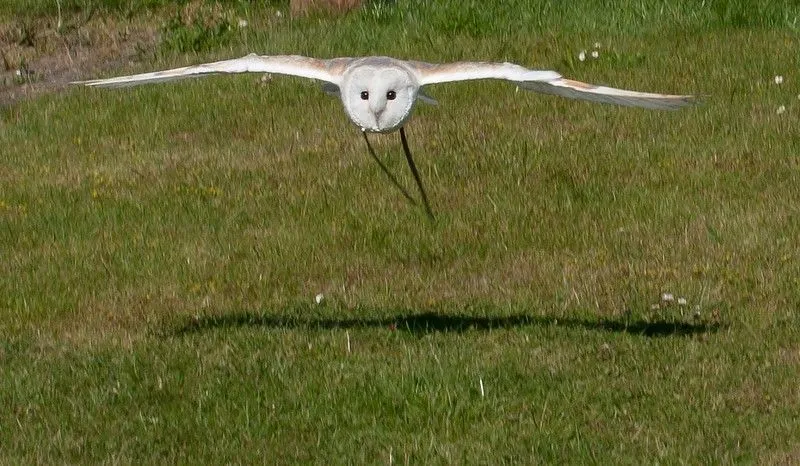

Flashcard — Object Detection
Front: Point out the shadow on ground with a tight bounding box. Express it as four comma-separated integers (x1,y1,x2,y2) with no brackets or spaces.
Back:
171,307,722,338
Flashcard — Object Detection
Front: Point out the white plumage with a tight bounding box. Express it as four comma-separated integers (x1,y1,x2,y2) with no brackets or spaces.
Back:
74,53,695,132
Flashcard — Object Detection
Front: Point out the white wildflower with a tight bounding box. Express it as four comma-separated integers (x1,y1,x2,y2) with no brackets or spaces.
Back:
275,10,283,17
237,18,248,28
315,293,324,304
591,50,599,59
774,75,784,85
661,293,675,303
578,50,586,62
777,105,786,115
677,297,687,306
593,42,601,49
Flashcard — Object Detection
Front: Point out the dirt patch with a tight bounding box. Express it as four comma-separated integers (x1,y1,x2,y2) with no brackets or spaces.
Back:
0,13,158,107
0,0,367,108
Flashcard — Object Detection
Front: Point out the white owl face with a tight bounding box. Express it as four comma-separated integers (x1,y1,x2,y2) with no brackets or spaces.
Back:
340,65,419,133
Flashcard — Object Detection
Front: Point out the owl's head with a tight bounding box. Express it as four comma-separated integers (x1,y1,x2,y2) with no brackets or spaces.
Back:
340,63,419,133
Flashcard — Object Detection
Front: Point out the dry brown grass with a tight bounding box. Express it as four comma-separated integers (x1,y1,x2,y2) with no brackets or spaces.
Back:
0,15,158,107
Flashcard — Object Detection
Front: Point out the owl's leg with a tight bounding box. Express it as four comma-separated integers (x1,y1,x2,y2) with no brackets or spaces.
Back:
399,127,435,221
362,130,418,206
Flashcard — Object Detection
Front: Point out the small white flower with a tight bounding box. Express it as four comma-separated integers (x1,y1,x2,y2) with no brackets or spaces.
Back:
777,105,786,115
661,293,674,303
315,293,324,304
591,50,599,59
275,10,283,17
15,69,22,76
677,297,687,306
593,42,601,49
238,18,248,28
578,50,586,62
774,75,784,85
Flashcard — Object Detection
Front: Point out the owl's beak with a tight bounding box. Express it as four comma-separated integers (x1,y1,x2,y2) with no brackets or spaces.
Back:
371,106,386,129
369,99,387,129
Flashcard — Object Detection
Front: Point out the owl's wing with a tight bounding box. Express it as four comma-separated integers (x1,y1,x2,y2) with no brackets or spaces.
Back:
73,54,352,88
408,60,696,110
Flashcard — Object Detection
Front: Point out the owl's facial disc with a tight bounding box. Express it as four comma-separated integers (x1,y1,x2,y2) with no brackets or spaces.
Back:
342,66,418,133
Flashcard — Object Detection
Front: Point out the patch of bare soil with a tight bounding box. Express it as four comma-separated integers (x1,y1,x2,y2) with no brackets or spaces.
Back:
0,13,158,107
0,1,370,108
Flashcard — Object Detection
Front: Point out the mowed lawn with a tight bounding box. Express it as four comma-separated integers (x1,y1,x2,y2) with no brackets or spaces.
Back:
2,0,800,463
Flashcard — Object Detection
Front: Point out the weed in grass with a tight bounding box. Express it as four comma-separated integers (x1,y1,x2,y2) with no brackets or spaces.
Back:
159,4,234,54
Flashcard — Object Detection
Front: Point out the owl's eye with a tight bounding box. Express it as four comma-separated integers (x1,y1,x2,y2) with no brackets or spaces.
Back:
360,91,369,100
386,90,397,100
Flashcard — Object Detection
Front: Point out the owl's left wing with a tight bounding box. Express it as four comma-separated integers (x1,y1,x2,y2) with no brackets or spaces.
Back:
409,60,697,110
73,54,353,88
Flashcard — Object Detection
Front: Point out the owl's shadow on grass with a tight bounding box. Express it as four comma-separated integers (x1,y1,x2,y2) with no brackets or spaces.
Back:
171,307,721,338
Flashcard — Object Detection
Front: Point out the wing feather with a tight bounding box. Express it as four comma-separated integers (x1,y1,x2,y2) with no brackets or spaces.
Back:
519,78,696,110
73,54,352,88
410,60,696,110
410,60,561,85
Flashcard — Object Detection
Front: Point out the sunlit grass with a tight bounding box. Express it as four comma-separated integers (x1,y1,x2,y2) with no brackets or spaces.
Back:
2,1,800,463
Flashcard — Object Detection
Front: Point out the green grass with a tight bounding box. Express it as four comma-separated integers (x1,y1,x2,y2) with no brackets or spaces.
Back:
3,0,800,463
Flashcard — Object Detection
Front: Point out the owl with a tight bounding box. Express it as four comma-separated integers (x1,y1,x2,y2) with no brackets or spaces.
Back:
75,54,696,219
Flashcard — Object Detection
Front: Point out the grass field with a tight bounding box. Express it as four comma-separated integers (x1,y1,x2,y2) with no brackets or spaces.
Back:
2,0,800,463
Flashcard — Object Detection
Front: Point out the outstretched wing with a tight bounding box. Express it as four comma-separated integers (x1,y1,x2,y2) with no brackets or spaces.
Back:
73,54,353,88
408,60,696,110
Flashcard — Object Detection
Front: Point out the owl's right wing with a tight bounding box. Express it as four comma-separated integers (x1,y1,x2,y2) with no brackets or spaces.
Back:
410,60,697,110
73,54,353,88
